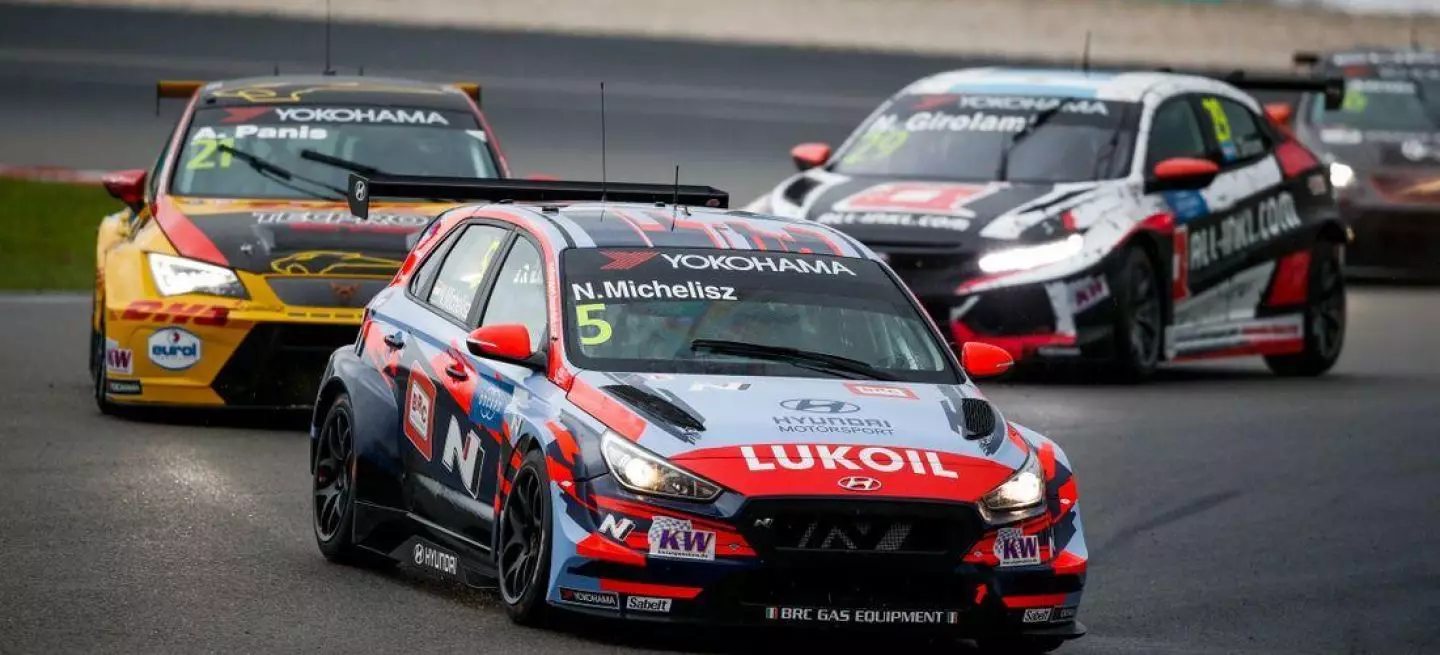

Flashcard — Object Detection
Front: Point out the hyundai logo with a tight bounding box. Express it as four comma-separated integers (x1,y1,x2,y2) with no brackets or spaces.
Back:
837,476,882,492
780,398,860,414
353,180,368,201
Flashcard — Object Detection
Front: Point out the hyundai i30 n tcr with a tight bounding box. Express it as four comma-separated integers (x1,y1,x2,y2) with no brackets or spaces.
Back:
90,75,508,411
749,68,1351,379
310,175,1088,652
1284,48,1440,278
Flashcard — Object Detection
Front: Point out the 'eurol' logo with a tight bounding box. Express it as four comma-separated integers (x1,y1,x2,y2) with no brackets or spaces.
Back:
147,327,202,371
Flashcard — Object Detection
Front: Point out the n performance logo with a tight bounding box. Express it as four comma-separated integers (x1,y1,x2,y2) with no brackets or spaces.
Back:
600,250,658,270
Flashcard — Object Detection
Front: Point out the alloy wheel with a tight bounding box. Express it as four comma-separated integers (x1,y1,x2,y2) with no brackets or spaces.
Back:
499,466,545,605
313,408,353,542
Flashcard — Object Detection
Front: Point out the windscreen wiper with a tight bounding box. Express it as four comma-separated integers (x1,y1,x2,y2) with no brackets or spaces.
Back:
217,144,347,200
996,99,1075,181
300,149,386,176
689,339,899,381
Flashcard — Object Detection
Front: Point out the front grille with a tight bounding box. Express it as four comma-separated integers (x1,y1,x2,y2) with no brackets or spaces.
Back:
963,285,1055,336
739,500,984,567
267,277,390,308
211,323,360,406
716,564,979,609
878,249,980,299
1347,208,1440,269
962,398,997,439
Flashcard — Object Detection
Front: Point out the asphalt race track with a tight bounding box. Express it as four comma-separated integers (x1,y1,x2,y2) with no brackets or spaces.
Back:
2,4,1439,654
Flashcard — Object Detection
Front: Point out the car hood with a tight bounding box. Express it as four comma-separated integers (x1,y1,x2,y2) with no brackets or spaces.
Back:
156,196,452,275
574,371,1030,501
800,174,1102,248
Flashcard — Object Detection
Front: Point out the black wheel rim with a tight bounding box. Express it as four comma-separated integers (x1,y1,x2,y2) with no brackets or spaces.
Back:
92,320,106,401
313,407,353,542
1128,260,1162,365
1312,251,1345,360
499,466,545,605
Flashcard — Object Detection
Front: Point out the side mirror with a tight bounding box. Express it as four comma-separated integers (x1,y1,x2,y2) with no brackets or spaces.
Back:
960,342,1014,379
1146,157,1220,193
102,169,147,212
1263,102,1294,129
789,142,832,171
465,324,543,369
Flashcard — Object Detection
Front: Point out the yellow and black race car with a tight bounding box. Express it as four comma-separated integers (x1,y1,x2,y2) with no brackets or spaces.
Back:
91,75,510,411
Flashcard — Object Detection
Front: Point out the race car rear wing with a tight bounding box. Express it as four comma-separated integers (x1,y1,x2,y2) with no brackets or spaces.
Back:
345,174,730,219
1220,71,1346,109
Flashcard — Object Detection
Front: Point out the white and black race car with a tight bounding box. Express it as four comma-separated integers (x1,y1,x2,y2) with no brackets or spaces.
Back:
749,67,1351,379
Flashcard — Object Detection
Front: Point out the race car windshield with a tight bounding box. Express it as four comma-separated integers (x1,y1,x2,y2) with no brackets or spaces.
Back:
832,93,1138,183
170,105,499,199
561,248,960,383
1312,79,1439,132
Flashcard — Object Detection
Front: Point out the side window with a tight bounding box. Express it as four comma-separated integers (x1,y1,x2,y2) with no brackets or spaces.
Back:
480,237,548,348
408,225,460,298
425,224,508,322
1199,96,1270,163
1146,98,1208,167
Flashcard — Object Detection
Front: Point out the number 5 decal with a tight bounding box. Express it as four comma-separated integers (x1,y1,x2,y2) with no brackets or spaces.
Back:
575,303,612,345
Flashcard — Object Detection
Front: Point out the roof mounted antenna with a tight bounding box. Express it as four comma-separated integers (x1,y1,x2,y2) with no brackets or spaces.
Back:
600,82,609,202
322,0,336,75
671,164,683,228
273,63,280,76
1081,30,1092,73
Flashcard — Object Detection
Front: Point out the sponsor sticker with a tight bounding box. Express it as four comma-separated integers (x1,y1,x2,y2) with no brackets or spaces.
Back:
272,107,450,125
994,528,1042,567
832,182,998,218
1055,606,1078,620
147,327,202,371
104,338,133,375
1067,274,1110,314
1022,608,1053,624
191,125,328,141
120,300,229,327
648,516,716,561
253,211,429,226
844,383,917,400
742,444,958,477
1307,173,1328,196
780,398,859,414
1189,193,1302,272
412,542,458,576
660,253,855,276
106,379,143,395
558,587,620,610
404,374,436,461
441,417,484,498
771,416,894,435
763,606,960,625
625,595,673,613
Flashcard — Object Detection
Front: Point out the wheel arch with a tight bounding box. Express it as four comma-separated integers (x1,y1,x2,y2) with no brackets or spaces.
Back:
1118,228,1174,327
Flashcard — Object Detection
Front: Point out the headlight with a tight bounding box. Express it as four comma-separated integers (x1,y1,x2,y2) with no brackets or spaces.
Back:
979,452,1046,523
1329,162,1356,189
977,234,1084,274
600,432,722,502
147,253,247,298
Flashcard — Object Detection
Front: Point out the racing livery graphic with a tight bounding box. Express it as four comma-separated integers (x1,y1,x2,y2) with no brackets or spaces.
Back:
90,75,510,410
1286,48,1440,277
749,68,1351,378
311,175,1086,652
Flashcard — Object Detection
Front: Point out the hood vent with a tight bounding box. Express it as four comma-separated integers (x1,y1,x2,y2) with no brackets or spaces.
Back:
961,399,997,440
602,384,705,432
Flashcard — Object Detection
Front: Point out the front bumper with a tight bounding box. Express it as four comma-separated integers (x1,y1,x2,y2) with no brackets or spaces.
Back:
1340,200,1440,278
922,274,1119,365
546,485,1088,637
100,299,364,408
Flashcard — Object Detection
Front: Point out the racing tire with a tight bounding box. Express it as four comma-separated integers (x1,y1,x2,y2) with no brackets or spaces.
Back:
975,636,1066,654
313,393,389,568
498,448,553,626
1105,245,1164,382
91,312,118,416
1264,243,1346,377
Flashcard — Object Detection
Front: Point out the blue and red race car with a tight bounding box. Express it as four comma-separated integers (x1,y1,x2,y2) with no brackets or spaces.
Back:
310,175,1086,651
